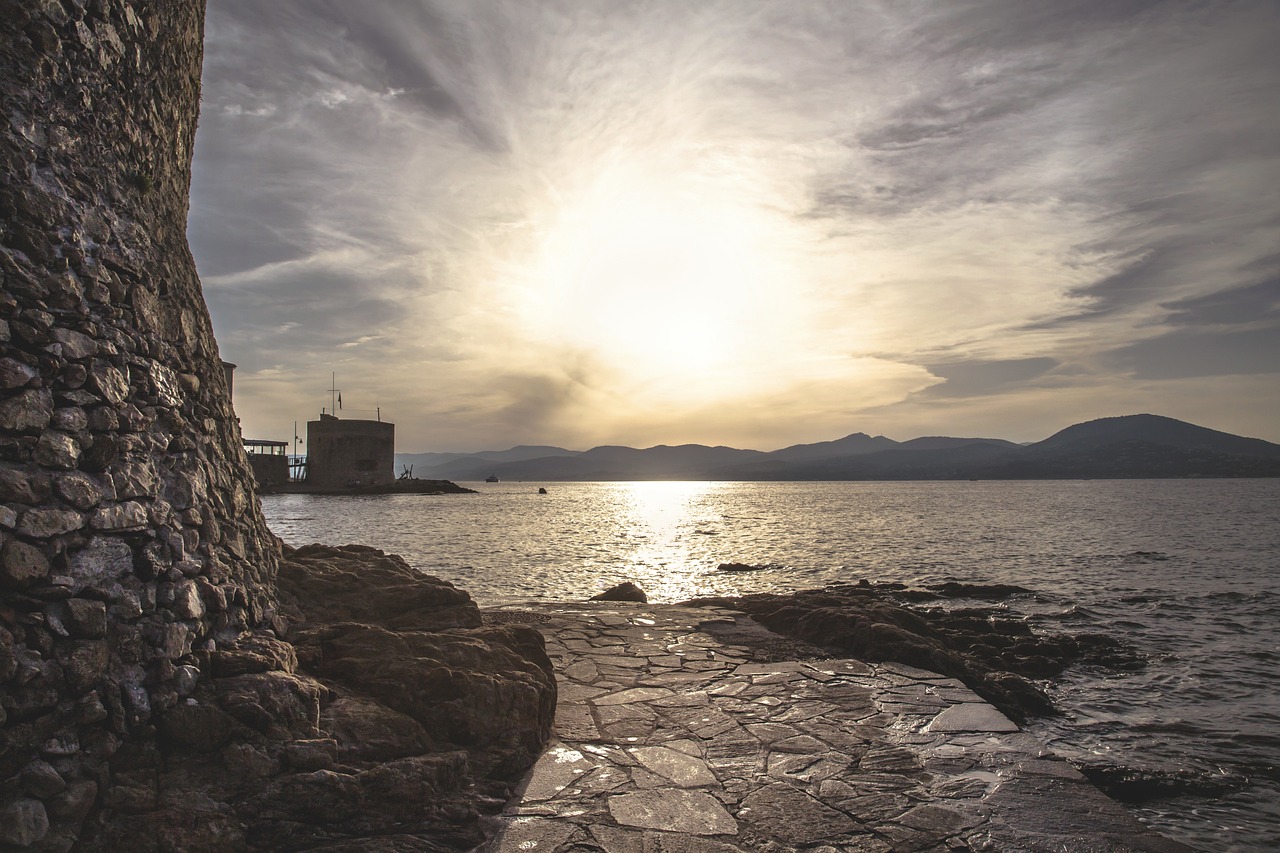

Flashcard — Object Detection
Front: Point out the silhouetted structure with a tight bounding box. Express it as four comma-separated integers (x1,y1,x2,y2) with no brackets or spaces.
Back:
306,413,395,488
244,439,289,487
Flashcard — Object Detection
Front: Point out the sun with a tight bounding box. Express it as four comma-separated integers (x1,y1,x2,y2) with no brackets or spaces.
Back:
514,163,792,401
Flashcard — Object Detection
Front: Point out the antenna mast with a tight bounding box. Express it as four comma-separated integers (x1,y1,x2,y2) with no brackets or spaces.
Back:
328,372,342,416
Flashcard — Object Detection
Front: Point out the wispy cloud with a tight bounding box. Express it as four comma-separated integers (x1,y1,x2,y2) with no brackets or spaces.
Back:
192,0,1280,449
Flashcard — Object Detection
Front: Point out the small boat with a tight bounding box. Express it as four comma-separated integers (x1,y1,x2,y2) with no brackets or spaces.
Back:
485,474,500,483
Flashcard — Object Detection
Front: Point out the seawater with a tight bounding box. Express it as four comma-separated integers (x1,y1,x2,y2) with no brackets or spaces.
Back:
262,479,1280,851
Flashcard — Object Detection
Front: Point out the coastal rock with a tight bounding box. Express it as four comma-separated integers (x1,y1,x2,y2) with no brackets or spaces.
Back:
716,562,780,573
310,621,556,777
278,543,482,631
1077,763,1245,804
320,696,434,762
685,582,1142,722
590,581,648,603
82,544,556,851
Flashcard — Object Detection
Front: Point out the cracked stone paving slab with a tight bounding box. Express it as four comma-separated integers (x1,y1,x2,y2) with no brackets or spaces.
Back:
476,603,1197,852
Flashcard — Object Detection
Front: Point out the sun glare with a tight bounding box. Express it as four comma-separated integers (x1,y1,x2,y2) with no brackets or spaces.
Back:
515,161,799,401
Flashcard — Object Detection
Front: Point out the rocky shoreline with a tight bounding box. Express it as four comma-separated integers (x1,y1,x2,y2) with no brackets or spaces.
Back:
684,579,1145,724
0,533,1183,852
62,544,556,851
16,559,1175,851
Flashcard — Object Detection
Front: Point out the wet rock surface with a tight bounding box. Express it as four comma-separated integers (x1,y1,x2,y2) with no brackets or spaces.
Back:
480,602,1195,852
686,582,1146,723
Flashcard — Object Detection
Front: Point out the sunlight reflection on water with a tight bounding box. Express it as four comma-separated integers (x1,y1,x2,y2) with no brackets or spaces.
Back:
262,479,1280,851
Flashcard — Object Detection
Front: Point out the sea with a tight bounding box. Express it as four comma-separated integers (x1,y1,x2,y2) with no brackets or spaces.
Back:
261,479,1280,852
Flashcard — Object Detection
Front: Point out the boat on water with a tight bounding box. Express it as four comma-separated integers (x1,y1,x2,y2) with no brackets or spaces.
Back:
485,474,500,483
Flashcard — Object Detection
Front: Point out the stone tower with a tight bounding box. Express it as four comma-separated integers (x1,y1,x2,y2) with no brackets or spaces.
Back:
1,1,279,844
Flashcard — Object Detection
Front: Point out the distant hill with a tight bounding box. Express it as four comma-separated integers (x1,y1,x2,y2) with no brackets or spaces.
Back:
898,436,1020,451
395,445,579,477
1032,414,1280,458
769,432,899,462
395,415,1280,481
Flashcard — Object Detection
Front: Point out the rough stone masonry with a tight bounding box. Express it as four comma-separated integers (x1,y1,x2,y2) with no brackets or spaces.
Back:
0,0,283,845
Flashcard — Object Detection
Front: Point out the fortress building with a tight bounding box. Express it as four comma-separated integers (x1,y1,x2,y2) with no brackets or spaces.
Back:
306,413,395,489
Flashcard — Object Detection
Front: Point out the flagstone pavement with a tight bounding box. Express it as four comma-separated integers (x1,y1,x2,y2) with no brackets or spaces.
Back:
476,602,1195,853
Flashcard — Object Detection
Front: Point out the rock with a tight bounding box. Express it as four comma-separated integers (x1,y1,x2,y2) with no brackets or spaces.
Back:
209,633,298,677
591,582,648,602
108,461,158,500
53,471,103,510
925,581,1033,599
221,743,279,780
684,584,1078,722
158,702,247,753
174,665,200,697
258,770,364,824
63,598,107,638
88,362,128,406
89,501,149,531
21,761,66,799
33,430,80,469
356,752,471,817
67,536,133,588
0,389,53,432
282,738,338,771
0,466,51,504
1076,763,1245,804
311,621,555,777
716,562,777,573
51,328,97,360
45,781,96,823
0,627,17,681
1,540,50,587
0,358,38,390
0,798,49,847
927,702,1019,733
320,696,434,762
277,543,482,632
16,508,83,538
215,671,323,739
61,640,110,691
168,578,205,619
51,406,89,432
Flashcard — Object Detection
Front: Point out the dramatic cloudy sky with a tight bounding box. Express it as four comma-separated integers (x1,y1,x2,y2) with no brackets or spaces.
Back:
189,0,1280,452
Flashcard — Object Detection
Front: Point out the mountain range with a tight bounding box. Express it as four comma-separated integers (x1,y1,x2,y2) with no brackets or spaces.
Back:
394,414,1280,481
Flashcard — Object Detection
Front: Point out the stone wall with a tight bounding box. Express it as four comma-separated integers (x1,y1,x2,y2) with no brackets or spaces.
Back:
1,0,280,845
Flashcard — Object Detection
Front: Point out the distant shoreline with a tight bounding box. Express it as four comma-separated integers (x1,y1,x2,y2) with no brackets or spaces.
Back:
261,478,475,496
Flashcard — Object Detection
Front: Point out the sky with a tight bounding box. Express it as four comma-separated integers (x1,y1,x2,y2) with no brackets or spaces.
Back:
189,0,1280,453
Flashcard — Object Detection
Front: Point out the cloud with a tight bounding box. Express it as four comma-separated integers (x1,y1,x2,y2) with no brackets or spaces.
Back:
921,358,1061,399
1161,277,1280,328
191,0,1280,449
1106,326,1280,380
